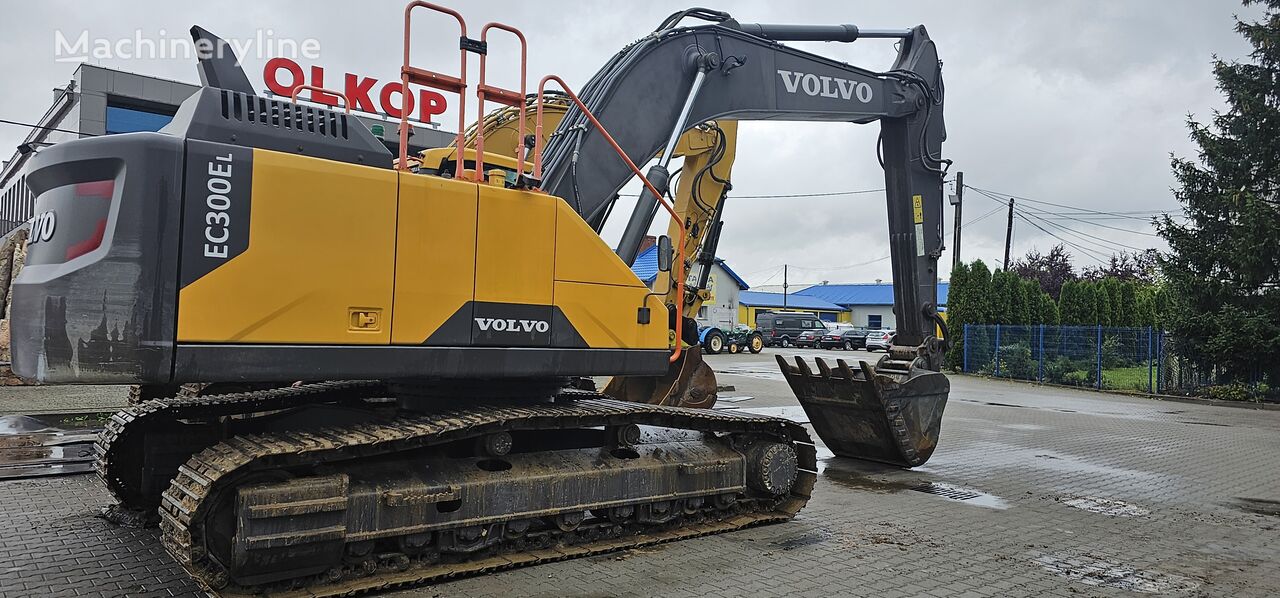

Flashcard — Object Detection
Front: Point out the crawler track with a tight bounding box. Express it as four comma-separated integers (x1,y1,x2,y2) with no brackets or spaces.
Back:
102,386,819,596
96,381,389,510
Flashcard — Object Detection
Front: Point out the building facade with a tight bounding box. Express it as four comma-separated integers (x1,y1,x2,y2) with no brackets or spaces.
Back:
1,63,454,239
795,282,950,329
737,291,848,326
630,245,749,329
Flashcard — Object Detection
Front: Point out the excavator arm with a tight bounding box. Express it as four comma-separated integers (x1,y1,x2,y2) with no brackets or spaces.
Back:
540,13,949,466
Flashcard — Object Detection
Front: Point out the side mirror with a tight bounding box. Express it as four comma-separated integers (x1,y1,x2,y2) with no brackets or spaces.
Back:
657,235,673,272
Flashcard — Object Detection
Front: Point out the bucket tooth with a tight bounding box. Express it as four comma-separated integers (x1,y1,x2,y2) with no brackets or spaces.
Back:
778,356,948,468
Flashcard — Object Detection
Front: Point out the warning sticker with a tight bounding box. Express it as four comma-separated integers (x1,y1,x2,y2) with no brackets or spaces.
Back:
912,194,924,224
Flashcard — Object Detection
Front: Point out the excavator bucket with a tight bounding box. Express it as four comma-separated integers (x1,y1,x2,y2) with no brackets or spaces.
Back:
777,355,948,468
603,346,718,409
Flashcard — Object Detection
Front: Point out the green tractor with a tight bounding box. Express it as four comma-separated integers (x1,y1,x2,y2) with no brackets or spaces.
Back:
700,324,765,355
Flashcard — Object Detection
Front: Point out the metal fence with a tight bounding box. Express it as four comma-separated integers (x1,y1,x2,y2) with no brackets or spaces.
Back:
961,324,1168,393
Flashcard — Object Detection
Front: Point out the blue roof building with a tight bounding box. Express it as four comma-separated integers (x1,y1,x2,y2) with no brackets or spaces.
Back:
629,245,749,290
629,245,750,329
794,282,949,329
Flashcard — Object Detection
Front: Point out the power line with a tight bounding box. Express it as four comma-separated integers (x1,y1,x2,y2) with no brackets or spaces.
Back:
0,118,96,137
966,184,1172,223
1013,212,1111,265
1020,210,1149,252
970,187,1163,250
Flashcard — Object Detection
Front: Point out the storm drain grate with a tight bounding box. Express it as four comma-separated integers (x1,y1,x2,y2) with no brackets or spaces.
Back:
910,483,981,501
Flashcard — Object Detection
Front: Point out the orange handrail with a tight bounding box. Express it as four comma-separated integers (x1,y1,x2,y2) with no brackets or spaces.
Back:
289,85,352,113
534,74,687,364
400,2,468,177
475,23,528,181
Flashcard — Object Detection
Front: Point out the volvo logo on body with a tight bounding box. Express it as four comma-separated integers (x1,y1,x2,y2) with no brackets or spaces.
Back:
474,317,550,333
28,210,56,244
776,69,874,103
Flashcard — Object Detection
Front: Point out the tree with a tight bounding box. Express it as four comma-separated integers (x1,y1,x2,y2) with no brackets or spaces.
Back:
1081,250,1160,283
1020,278,1042,324
1095,282,1113,327
944,262,972,370
1118,282,1140,327
968,260,993,324
1059,281,1080,325
1012,244,1077,299
1038,291,1060,326
989,270,1013,325
1157,0,1280,383
1102,278,1126,327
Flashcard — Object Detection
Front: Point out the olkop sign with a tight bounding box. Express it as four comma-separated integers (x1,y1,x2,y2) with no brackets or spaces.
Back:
263,57,448,124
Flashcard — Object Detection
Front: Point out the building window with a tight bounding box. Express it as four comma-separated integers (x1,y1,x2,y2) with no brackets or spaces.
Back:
697,306,707,319
106,105,175,134
868,314,882,329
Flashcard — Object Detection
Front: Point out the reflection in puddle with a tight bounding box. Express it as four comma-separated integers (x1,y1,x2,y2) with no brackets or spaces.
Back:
820,459,1008,509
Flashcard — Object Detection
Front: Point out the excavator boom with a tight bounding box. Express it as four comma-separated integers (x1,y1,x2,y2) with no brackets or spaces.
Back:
537,15,951,467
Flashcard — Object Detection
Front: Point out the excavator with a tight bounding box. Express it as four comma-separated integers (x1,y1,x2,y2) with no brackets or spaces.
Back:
9,3,948,595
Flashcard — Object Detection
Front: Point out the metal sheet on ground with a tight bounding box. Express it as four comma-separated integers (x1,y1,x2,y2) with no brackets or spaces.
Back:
0,414,104,480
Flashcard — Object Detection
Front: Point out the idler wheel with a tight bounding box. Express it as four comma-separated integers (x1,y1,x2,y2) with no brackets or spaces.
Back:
746,441,799,496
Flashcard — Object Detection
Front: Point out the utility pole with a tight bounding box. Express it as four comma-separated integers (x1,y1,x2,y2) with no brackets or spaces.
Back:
950,171,964,270
782,264,789,308
1002,195,1015,271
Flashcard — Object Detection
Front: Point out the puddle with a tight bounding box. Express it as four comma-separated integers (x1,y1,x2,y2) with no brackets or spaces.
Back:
821,463,1007,509
955,399,1078,414
736,406,810,424
1033,553,1200,593
822,469,919,494
1229,497,1280,517
932,443,1163,487
1061,496,1150,518
772,528,833,550
714,366,786,382
1176,420,1232,427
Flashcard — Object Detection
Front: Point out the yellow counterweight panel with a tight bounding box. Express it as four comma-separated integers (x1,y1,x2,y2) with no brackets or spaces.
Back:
390,174,478,344
554,281,668,349
177,149,398,344
474,185,556,305
551,200,667,350
552,201,650,288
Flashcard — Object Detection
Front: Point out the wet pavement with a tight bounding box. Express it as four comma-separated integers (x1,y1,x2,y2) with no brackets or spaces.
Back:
0,348,1277,596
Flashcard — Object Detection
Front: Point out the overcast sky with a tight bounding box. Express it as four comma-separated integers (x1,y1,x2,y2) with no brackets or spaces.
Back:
0,1,1264,288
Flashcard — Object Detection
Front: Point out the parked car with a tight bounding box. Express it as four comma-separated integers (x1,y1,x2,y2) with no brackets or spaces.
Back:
865,329,896,352
795,328,825,348
819,327,870,350
755,312,827,347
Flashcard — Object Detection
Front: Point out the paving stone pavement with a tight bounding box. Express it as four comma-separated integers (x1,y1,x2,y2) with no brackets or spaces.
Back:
0,350,1276,597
